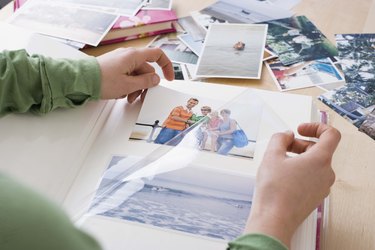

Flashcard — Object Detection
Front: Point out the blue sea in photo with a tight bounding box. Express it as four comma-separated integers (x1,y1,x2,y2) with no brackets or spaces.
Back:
91,178,252,241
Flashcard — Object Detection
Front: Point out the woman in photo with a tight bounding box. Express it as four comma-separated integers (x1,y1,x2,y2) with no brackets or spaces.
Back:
216,109,237,155
201,110,222,151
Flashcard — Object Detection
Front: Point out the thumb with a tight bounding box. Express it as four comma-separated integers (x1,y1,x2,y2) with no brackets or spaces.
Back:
124,73,160,93
264,131,295,159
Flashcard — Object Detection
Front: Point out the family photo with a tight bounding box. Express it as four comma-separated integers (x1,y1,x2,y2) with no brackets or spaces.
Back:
130,86,262,159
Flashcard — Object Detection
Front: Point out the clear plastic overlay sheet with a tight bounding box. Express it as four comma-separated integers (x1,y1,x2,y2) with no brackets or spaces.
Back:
71,84,305,243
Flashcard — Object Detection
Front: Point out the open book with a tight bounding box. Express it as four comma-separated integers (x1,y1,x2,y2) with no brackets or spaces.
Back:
0,22,320,250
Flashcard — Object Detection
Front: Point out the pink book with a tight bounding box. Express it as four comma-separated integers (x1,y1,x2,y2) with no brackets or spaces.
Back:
101,9,177,45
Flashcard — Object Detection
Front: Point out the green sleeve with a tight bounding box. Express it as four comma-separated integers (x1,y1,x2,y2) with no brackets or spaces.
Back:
228,233,288,250
0,174,102,250
0,49,101,116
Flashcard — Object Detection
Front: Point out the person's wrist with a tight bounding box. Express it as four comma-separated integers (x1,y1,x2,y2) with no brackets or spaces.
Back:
244,202,297,248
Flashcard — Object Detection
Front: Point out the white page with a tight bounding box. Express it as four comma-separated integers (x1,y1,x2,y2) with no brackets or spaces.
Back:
64,80,316,250
0,22,114,204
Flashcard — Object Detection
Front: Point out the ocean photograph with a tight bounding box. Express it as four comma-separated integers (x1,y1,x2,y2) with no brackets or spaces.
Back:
89,155,254,241
196,23,267,79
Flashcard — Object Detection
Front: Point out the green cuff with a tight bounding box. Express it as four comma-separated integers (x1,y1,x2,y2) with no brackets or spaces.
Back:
39,55,102,113
227,233,288,250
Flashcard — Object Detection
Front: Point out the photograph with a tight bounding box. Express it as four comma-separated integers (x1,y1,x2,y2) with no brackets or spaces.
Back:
129,86,262,159
190,10,228,30
195,23,267,79
151,62,190,80
335,33,375,97
8,0,118,46
148,34,199,64
264,15,338,65
143,0,172,10
199,0,292,25
89,155,255,241
358,109,375,140
177,15,207,41
178,33,204,56
318,83,375,138
266,57,344,91
57,0,144,16
262,47,277,61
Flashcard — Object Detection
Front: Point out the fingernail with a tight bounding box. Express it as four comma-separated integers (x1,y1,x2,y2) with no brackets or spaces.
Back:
152,74,160,85
284,130,294,136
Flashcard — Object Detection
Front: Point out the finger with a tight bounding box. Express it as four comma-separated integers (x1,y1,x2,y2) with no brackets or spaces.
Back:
135,48,174,81
123,72,160,94
264,131,295,159
140,89,148,102
134,62,155,75
127,90,142,103
298,123,341,155
287,138,315,154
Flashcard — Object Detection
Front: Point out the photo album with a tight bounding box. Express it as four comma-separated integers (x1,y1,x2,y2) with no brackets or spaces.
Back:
62,81,319,250
1,23,320,250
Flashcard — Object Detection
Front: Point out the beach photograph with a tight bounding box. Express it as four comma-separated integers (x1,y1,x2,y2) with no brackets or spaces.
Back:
266,57,344,91
89,155,255,241
195,23,267,79
129,86,263,159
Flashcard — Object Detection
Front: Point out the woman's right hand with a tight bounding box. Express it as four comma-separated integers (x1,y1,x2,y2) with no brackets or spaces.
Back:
244,123,341,248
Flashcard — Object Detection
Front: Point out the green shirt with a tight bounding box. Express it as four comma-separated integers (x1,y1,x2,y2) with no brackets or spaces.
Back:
0,49,100,116
0,50,288,250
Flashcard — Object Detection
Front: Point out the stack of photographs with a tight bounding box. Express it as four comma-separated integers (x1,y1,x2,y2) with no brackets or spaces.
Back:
152,0,294,81
319,34,375,140
263,15,344,91
9,0,174,46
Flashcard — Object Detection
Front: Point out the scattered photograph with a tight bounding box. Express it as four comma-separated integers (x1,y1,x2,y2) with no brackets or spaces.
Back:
358,109,375,140
178,16,207,41
263,47,277,61
190,10,228,30
264,15,338,65
318,33,375,140
143,0,172,10
266,57,344,91
151,62,189,80
265,0,301,10
317,81,346,92
199,0,292,25
9,0,118,46
195,23,267,79
148,34,199,64
57,0,144,16
89,155,254,241
178,33,204,56
335,34,375,98
130,86,262,159
318,83,375,139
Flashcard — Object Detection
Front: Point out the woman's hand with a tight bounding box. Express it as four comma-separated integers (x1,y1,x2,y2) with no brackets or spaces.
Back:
244,123,341,248
97,47,174,102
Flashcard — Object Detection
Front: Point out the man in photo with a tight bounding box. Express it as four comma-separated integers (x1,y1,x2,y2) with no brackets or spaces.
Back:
154,98,199,145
